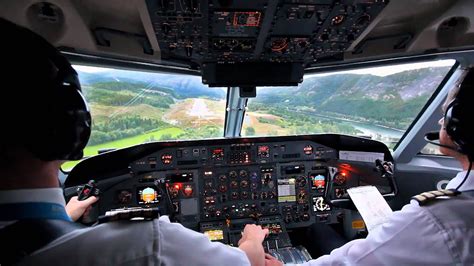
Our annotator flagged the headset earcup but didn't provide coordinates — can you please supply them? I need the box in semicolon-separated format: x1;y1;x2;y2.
444;89;474;160
54;85;91;160
444;102;459;139
29;85;91;161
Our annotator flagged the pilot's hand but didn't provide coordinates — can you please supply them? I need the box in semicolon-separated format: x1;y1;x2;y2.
66;196;98;222
265;254;284;266
238;224;269;266
239;224;269;246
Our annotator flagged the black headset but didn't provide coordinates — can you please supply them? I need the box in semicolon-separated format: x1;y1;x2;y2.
443;69;474;161
0;18;91;161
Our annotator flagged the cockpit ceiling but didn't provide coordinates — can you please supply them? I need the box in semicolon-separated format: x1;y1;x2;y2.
2;0;474;73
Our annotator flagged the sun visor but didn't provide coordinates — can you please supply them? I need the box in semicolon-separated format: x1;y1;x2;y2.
202;62;303;87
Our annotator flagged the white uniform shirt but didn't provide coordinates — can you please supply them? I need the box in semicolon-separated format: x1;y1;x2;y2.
293;170;474;265
0;188;250;266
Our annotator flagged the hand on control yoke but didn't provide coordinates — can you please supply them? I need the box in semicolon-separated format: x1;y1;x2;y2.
66;179;100;222
66;195;98;222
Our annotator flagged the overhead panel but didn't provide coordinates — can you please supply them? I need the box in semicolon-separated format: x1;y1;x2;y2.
146;0;388;86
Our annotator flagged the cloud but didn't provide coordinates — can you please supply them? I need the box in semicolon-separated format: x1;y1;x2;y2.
313;59;455;77
73;65;109;73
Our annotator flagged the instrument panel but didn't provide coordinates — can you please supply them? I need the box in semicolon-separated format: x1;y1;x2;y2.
127;141;340;229
65;134;394;251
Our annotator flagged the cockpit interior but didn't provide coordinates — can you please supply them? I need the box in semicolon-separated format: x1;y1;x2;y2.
2;0;474;264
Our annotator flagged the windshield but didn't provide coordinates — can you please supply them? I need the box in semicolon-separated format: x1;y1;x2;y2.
242;60;456;149
63;60;455;171
62;66;226;170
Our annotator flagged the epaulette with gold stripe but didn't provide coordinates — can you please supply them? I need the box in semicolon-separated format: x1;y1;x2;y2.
411;189;461;206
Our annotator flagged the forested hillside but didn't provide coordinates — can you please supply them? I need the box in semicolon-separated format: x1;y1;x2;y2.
253;66;450;129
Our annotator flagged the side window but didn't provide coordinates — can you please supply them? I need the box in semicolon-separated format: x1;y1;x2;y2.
420;143;446;156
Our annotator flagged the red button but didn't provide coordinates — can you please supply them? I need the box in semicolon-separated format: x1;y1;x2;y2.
183;185;193;197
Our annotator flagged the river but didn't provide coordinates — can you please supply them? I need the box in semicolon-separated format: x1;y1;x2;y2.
301;111;405;144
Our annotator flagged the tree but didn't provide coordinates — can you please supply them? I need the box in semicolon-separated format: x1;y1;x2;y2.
245;127;256;136
160;134;173;140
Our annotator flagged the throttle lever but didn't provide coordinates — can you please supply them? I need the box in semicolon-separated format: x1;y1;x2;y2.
77;180;100;201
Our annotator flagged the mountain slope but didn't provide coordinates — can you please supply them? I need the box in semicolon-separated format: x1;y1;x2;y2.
254;66;451;128
75;68;226;99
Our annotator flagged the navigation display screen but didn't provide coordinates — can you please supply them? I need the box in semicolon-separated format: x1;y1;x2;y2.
310;173;326;190
277;178;296;202
137;186;160;204
204;229;224;241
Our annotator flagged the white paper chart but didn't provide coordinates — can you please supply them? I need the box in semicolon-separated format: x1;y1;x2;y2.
347;186;393;232
339;151;384;163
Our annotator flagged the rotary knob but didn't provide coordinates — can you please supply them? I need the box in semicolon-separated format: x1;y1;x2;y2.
204;179;214;189
117;190;132;204
218;184;228;193
297;176;307;187
301;213;310;221
219;174;227;182
229;171;238;178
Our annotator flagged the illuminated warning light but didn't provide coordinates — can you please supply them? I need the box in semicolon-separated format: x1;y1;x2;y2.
352;220;365;230
161;153;173;164
183;185;193;197
173;183;182;190
303;145;313;155
340;163;352;169
341;171;348;177
258;145;270;158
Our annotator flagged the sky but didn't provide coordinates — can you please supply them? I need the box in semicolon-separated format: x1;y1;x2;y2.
74;59;455;77
74;65;109;73
322;59;455;77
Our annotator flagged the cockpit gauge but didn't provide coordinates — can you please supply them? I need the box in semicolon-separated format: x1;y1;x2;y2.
218;174;227;182
313;197;331;212
138;187;160;204
117;190;132;204
303;145;313;155
296;176;307;187
258;145;270;158
161;153;173;164
211;148;225;161
334;173;346;185
310;174;326;190
335;188;346;198
229;170;238;178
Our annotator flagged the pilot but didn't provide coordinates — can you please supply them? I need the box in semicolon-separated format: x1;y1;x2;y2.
256;70;474;265
0;18;268;266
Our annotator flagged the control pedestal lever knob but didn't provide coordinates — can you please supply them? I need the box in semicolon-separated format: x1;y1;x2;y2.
77;180;100;201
